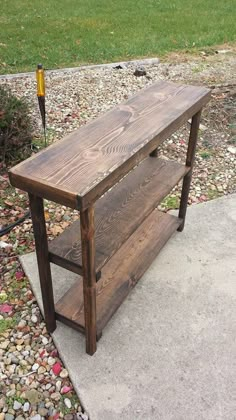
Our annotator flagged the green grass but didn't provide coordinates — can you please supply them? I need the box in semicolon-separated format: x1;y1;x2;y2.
0;0;236;74
162;195;180;210
207;189;221;200
0;317;17;334
199;150;212;159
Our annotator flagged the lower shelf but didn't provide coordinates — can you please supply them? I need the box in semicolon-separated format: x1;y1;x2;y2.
55;209;182;336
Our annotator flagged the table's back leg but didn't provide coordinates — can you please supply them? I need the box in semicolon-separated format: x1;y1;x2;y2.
80;206;97;355
28;193;56;332
178;110;202;232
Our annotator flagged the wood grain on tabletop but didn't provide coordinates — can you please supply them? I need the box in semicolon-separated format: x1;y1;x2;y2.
9;81;210;209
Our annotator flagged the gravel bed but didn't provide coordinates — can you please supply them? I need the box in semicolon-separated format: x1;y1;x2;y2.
0;48;236;419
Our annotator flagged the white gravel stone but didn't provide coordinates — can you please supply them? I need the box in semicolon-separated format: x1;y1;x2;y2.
32;363;39;371
228;146;236;154
64;398;72;409
48;356;56;366
55;380;62;391
31;315;38;323
13;400;22;410
42;337;48;345
23;402;30;412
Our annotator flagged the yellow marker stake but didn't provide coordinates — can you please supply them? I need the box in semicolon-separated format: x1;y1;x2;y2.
36;64;45;96
36;64;46;145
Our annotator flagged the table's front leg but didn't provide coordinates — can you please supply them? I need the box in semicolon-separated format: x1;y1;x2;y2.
80;206;97;355
29;193;56;332
178;110;202;231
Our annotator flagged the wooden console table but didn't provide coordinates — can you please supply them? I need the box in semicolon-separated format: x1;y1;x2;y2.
9;81;211;355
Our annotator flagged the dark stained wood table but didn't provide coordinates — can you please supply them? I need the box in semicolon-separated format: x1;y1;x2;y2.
9;81;211;355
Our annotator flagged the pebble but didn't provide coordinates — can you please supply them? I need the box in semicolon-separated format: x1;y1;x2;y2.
77;414;89;420
133;66;147;77
5;415;14;420
48;406;56;416
64;415;74;420
38;366;46;374
8;364;16;374
13;401;22;410
51;392;61;401
60;368;69;378
23;402;30;412
0;341;9;350
38;407;48;416
228;146;236;154
55;380;61;391
32;363;40;371
25;390;41;404
6;390;15;397
42;336;48;345
31;315;38;323
17;320;27;328
30;415;41;420
48;356;56;365
64;398;72;409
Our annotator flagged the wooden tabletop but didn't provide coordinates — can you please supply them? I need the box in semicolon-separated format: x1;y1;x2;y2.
9;80;211;210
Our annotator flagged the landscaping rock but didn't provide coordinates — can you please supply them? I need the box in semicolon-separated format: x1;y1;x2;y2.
13;401;22;410
133;66;147;76
23;402;30;412
64;398;72;409
5;415;14;420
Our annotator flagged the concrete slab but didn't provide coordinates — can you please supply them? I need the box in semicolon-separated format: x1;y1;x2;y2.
21;194;236;420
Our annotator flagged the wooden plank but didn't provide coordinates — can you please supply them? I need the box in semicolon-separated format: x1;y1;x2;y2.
9;81;211;209
55;210;182;335
178;110;201;232
49;157;189;274
28;194;56;333
80;207;97;355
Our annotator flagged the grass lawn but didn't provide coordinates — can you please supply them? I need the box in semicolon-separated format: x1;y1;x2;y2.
0;0;236;74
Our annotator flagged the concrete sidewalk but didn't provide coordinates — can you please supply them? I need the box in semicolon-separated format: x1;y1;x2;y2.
21;194;236;420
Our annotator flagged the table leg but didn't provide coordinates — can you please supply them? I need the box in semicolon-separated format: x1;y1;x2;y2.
178;110;202;232
28;193;56;332
80;206;97;355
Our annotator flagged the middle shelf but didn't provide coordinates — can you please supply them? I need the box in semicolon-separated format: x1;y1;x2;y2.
48;157;189;276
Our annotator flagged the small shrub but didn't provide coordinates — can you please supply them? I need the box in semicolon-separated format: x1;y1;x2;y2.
199;150;212;159
0;317;17;334
0;84;33;163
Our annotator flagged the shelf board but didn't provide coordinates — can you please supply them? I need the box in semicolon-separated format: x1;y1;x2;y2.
55;209;182;336
49;157;189;275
